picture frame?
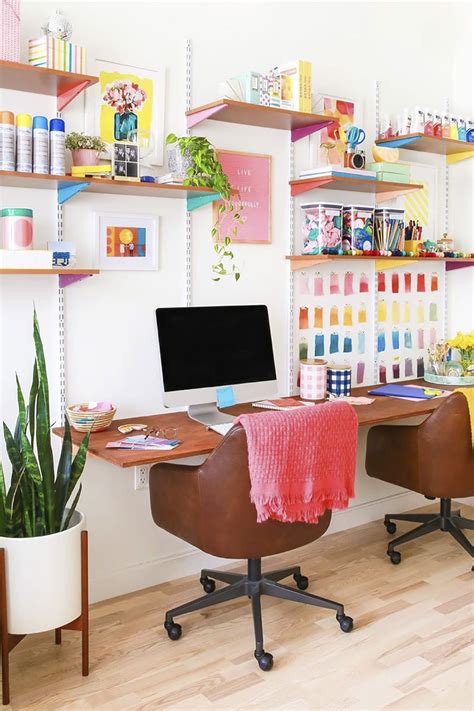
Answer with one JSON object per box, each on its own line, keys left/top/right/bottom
{"left": 310, "top": 94, "right": 359, "bottom": 168}
{"left": 213, "top": 150, "right": 272, "bottom": 244}
{"left": 95, "top": 212, "right": 159, "bottom": 271}
{"left": 86, "top": 58, "right": 166, "bottom": 166}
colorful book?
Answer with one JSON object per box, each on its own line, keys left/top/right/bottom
{"left": 106, "top": 435, "right": 181, "bottom": 450}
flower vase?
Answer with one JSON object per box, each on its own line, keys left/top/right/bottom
{"left": 460, "top": 351, "right": 474, "bottom": 376}
{"left": 114, "top": 111, "right": 138, "bottom": 141}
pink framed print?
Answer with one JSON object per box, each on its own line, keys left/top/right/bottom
{"left": 213, "top": 150, "right": 272, "bottom": 244}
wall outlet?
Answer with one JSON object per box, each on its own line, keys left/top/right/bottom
{"left": 134, "top": 465, "right": 149, "bottom": 490}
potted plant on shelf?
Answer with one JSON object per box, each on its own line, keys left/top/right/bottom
{"left": 65, "top": 132, "right": 107, "bottom": 167}
{"left": 0, "top": 309, "right": 89, "bottom": 638}
{"left": 166, "top": 133, "right": 243, "bottom": 281}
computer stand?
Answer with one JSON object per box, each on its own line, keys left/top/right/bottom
{"left": 188, "top": 403, "right": 235, "bottom": 426}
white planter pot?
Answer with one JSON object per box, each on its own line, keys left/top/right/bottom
{"left": 0, "top": 510, "right": 85, "bottom": 635}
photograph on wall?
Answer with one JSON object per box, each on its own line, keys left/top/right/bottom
{"left": 95, "top": 212, "right": 158, "bottom": 271}
{"left": 88, "top": 58, "right": 165, "bottom": 166}
{"left": 212, "top": 150, "right": 272, "bottom": 244}
{"left": 311, "top": 95, "right": 358, "bottom": 167}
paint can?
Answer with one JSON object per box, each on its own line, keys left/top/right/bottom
{"left": 327, "top": 364, "right": 352, "bottom": 398}
{"left": 299, "top": 359, "right": 327, "bottom": 400}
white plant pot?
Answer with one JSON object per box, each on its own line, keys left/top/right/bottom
{"left": 0, "top": 510, "right": 85, "bottom": 635}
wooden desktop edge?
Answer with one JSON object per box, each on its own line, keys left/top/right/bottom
{"left": 53, "top": 380, "right": 457, "bottom": 469}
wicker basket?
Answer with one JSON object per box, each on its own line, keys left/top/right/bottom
{"left": 66, "top": 404, "right": 116, "bottom": 433}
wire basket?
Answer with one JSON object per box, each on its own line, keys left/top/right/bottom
{"left": 66, "top": 404, "right": 116, "bottom": 433}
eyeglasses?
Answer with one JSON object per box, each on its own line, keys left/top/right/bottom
{"left": 144, "top": 426, "right": 178, "bottom": 441}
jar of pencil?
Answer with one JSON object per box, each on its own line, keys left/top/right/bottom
{"left": 374, "top": 208, "right": 405, "bottom": 252}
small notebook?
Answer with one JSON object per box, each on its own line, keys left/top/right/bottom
{"left": 252, "top": 398, "right": 315, "bottom": 411}
{"left": 368, "top": 385, "right": 435, "bottom": 400}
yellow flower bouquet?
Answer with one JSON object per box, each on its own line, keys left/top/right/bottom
{"left": 448, "top": 330, "right": 474, "bottom": 375}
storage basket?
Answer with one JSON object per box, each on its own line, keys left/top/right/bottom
{"left": 66, "top": 404, "right": 116, "bottom": 433}
{"left": 0, "top": 0, "right": 20, "bottom": 62}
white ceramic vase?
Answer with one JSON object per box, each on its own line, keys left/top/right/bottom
{"left": 0, "top": 510, "right": 85, "bottom": 635}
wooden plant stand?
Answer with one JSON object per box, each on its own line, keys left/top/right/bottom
{"left": 0, "top": 530, "right": 89, "bottom": 705}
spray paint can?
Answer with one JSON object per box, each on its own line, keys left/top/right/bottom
{"left": 457, "top": 117, "right": 467, "bottom": 141}
{"left": 424, "top": 109, "right": 434, "bottom": 136}
{"left": 15, "top": 114, "right": 33, "bottom": 173}
{"left": 49, "top": 118, "right": 65, "bottom": 175}
{"left": 33, "top": 116, "right": 49, "bottom": 174}
{"left": 0, "top": 111, "right": 15, "bottom": 171}
{"left": 433, "top": 110, "right": 442, "bottom": 137}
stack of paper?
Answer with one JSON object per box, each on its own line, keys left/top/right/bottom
{"left": 106, "top": 435, "right": 181, "bottom": 451}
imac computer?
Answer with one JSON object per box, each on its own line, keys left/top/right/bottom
{"left": 155, "top": 305, "right": 278, "bottom": 425}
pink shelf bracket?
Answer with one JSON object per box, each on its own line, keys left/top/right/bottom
{"left": 375, "top": 187, "right": 419, "bottom": 204}
{"left": 291, "top": 120, "right": 336, "bottom": 143}
{"left": 57, "top": 80, "right": 90, "bottom": 112}
{"left": 290, "top": 177, "right": 334, "bottom": 197}
{"left": 446, "top": 262, "right": 474, "bottom": 272}
{"left": 59, "top": 273, "right": 93, "bottom": 288}
{"left": 186, "top": 103, "right": 227, "bottom": 129}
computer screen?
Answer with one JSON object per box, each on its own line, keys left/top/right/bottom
{"left": 155, "top": 305, "right": 277, "bottom": 393}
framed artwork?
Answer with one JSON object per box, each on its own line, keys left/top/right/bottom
{"left": 87, "top": 58, "right": 165, "bottom": 166}
{"left": 95, "top": 212, "right": 158, "bottom": 271}
{"left": 311, "top": 95, "right": 358, "bottom": 167}
{"left": 213, "top": 150, "right": 272, "bottom": 244}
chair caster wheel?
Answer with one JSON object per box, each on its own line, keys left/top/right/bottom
{"left": 164, "top": 620, "right": 182, "bottom": 641}
{"left": 293, "top": 573, "right": 309, "bottom": 590}
{"left": 199, "top": 576, "right": 216, "bottom": 594}
{"left": 385, "top": 521, "right": 397, "bottom": 535}
{"left": 388, "top": 549, "right": 401, "bottom": 565}
{"left": 255, "top": 651, "right": 273, "bottom": 671}
{"left": 337, "top": 614, "right": 353, "bottom": 633}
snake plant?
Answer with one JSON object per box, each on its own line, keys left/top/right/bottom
{"left": 0, "top": 309, "right": 89, "bottom": 537}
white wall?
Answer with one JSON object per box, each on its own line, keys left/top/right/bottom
{"left": 0, "top": 1, "right": 472, "bottom": 602}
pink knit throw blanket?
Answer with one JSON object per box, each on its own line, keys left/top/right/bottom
{"left": 235, "top": 401, "right": 358, "bottom": 524}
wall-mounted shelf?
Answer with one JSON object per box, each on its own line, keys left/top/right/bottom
{"left": 186, "top": 99, "right": 337, "bottom": 141}
{"left": 289, "top": 175, "right": 423, "bottom": 203}
{"left": 375, "top": 133, "right": 474, "bottom": 165}
{"left": 286, "top": 255, "right": 474, "bottom": 271}
{"left": 0, "top": 60, "right": 98, "bottom": 111}
{"left": 0, "top": 267, "right": 99, "bottom": 287}
{"left": 0, "top": 171, "right": 219, "bottom": 210}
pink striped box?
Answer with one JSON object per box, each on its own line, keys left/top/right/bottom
{"left": 0, "top": 0, "right": 20, "bottom": 62}
{"left": 300, "top": 359, "right": 327, "bottom": 401}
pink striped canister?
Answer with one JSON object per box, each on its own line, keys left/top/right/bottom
{"left": 299, "top": 359, "right": 327, "bottom": 401}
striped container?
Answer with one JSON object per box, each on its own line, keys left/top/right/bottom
{"left": 327, "top": 365, "right": 352, "bottom": 398}
{"left": 66, "top": 404, "right": 116, "bottom": 433}
{"left": 300, "top": 359, "right": 327, "bottom": 401}
{"left": 0, "top": 0, "right": 20, "bottom": 62}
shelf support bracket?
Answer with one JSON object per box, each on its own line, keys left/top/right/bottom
{"left": 57, "top": 81, "right": 90, "bottom": 112}
{"left": 186, "top": 104, "right": 227, "bottom": 129}
{"left": 376, "top": 136, "right": 422, "bottom": 149}
{"left": 288, "top": 256, "right": 335, "bottom": 271}
{"left": 446, "top": 262, "right": 474, "bottom": 272}
{"left": 290, "top": 177, "right": 334, "bottom": 197}
{"left": 58, "top": 273, "right": 94, "bottom": 288}
{"left": 58, "top": 181, "right": 89, "bottom": 205}
{"left": 291, "top": 120, "right": 336, "bottom": 143}
{"left": 186, "top": 192, "right": 220, "bottom": 212}
{"left": 375, "top": 186, "right": 419, "bottom": 204}
{"left": 447, "top": 150, "right": 474, "bottom": 165}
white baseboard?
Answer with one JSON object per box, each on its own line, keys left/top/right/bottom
{"left": 89, "top": 491, "right": 470, "bottom": 604}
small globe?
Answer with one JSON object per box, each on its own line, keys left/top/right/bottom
{"left": 41, "top": 10, "right": 73, "bottom": 41}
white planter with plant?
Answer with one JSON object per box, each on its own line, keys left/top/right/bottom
{"left": 65, "top": 132, "right": 106, "bottom": 167}
{"left": 0, "top": 310, "right": 89, "bottom": 635}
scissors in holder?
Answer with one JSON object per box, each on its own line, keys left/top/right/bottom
{"left": 345, "top": 126, "right": 366, "bottom": 150}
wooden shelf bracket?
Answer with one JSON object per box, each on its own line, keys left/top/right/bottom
{"left": 57, "top": 80, "right": 91, "bottom": 112}
{"left": 187, "top": 192, "right": 220, "bottom": 211}
{"left": 186, "top": 103, "right": 227, "bottom": 129}
{"left": 58, "top": 181, "right": 89, "bottom": 204}
{"left": 291, "top": 120, "right": 336, "bottom": 143}
{"left": 375, "top": 186, "right": 421, "bottom": 204}
{"left": 376, "top": 136, "right": 423, "bottom": 149}
{"left": 446, "top": 150, "right": 474, "bottom": 165}
{"left": 445, "top": 261, "right": 474, "bottom": 272}
{"left": 290, "top": 177, "right": 335, "bottom": 196}
{"left": 58, "top": 273, "right": 95, "bottom": 288}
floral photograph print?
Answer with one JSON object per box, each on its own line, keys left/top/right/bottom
{"left": 95, "top": 212, "right": 158, "bottom": 271}
{"left": 93, "top": 59, "right": 165, "bottom": 165}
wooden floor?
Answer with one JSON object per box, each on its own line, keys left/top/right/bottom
{"left": 7, "top": 505, "right": 474, "bottom": 710}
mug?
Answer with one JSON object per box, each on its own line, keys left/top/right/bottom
{"left": 299, "top": 359, "right": 327, "bottom": 400}
{"left": 327, "top": 365, "right": 352, "bottom": 397}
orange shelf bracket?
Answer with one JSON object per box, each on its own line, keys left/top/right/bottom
{"left": 375, "top": 187, "right": 420, "bottom": 204}
{"left": 290, "top": 177, "right": 334, "bottom": 197}
{"left": 57, "top": 80, "right": 90, "bottom": 112}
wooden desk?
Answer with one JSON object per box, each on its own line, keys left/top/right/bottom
{"left": 53, "top": 379, "right": 456, "bottom": 469}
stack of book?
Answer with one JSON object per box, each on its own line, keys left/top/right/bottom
{"left": 299, "top": 166, "right": 376, "bottom": 181}
{"left": 158, "top": 174, "right": 184, "bottom": 185}
{"left": 28, "top": 36, "right": 86, "bottom": 73}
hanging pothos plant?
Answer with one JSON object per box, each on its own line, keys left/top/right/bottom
{"left": 166, "top": 134, "right": 244, "bottom": 281}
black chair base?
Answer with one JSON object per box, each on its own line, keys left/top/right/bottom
{"left": 384, "top": 498, "right": 474, "bottom": 569}
{"left": 163, "top": 559, "right": 353, "bottom": 670}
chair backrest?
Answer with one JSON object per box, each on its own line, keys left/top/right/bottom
{"left": 192, "top": 424, "right": 331, "bottom": 559}
{"left": 418, "top": 392, "right": 474, "bottom": 497}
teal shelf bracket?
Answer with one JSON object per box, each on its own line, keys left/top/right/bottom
{"left": 187, "top": 193, "right": 220, "bottom": 212}
{"left": 58, "top": 181, "right": 89, "bottom": 204}
{"left": 376, "top": 136, "right": 422, "bottom": 149}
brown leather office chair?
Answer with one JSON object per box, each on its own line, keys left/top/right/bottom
{"left": 149, "top": 423, "right": 353, "bottom": 671}
{"left": 366, "top": 392, "right": 474, "bottom": 567}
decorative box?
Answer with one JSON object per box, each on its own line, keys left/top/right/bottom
{"left": 342, "top": 205, "right": 374, "bottom": 252}
{"left": 301, "top": 202, "right": 343, "bottom": 255}
{"left": 0, "top": 0, "right": 20, "bottom": 62}
{"left": 28, "top": 36, "right": 86, "bottom": 73}
{"left": 0, "top": 249, "right": 52, "bottom": 269}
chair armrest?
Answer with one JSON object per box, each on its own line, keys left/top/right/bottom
{"left": 366, "top": 424, "right": 421, "bottom": 492}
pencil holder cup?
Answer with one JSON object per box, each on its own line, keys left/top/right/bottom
{"left": 327, "top": 365, "right": 352, "bottom": 397}
{"left": 299, "top": 359, "right": 327, "bottom": 400}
